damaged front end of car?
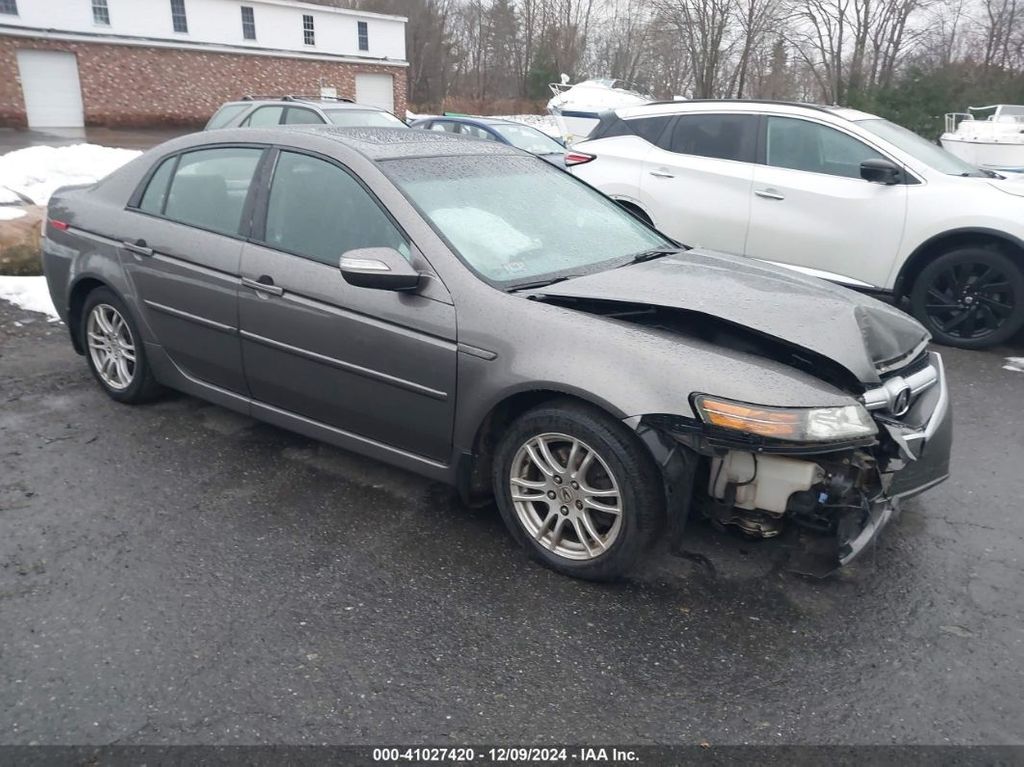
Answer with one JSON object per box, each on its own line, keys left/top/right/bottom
{"left": 631, "top": 351, "right": 952, "bottom": 574}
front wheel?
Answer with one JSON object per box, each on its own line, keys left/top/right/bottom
{"left": 492, "top": 401, "right": 664, "bottom": 581}
{"left": 909, "top": 247, "right": 1024, "bottom": 348}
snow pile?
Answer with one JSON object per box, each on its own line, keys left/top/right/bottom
{"left": 0, "top": 207, "right": 26, "bottom": 221}
{"left": 0, "top": 275, "right": 58, "bottom": 319}
{"left": 0, "top": 144, "right": 141, "bottom": 206}
{"left": 1004, "top": 357, "right": 1024, "bottom": 373}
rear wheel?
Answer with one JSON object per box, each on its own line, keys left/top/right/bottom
{"left": 81, "top": 287, "right": 162, "bottom": 403}
{"left": 910, "top": 247, "right": 1024, "bottom": 348}
{"left": 492, "top": 401, "right": 664, "bottom": 581}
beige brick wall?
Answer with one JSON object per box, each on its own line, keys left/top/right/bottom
{"left": 0, "top": 35, "right": 408, "bottom": 128}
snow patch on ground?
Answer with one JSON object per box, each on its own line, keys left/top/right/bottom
{"left": 1003, "top": 357, "right": 1024, "bottom": 372}
{"left": 0, "top": 275, "right": 59, "bottom": 319}
{"left": 0, "top": 207, "right": 27, "bottom": 220}
{"left": 0, "top": 144, "right": 141, "bottom": 206}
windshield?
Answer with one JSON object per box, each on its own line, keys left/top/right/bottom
{"left": 490, "top": 123, "right": 565, "bottom": 155}
{"left": 387, "top": 155, "right": 671, "bottom": 287}
{"left": 324, "top": 109, "right": 406, "bottom": 128}
{"left": 857, "top": 118, "right": 984, "bottom": 176}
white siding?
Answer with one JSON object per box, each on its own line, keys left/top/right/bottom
{"left": 2, "top": 0, "right": 407, "bottom": 61}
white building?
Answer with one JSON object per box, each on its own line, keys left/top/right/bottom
{"left": 0, "top": 0, "right": 409, "bottom": 128}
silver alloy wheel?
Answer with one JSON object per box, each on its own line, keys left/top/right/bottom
{"left": 86, "top": 303, "right": 136, "bottom": 391}
{"left": 509, "top": 432, "right": 623, "bottom": 561}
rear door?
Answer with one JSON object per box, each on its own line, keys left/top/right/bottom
{"left": 637, "top": 112, "right": 758, "bottom": 253}
{"left": 745, "top": 115, "right": 908, "bottom": 288}
{"left": 238, "top": 149, "right": 458, "bottom": 462}
{"left": 121, "top": 145, "right": 266, "bottom": 393}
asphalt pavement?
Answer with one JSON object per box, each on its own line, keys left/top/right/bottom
{"left": 0, "top": 298, "right": 1022, "bottom": 745}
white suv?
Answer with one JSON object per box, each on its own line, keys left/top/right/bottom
{"left": 569, "top": 100, "right": 1024, "bottom": 348}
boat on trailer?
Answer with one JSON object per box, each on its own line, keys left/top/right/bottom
{"left": 940, "top": 104, "right": 1024, "bottom": 173}
{"left": 547, "top": 77, "right": 654, "bottom": 144}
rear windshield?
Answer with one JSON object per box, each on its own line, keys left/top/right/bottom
{"left": 386, "top": 155, "right": 670, "bottom": 287}
{"left": 324, "top": 109, "right": 406, "bottom": 128}
{"left": 205, "top": 103, "right": 249, "bottom": 130}
{"left": 490, "top": 123, "right": 565, "bottom": 154}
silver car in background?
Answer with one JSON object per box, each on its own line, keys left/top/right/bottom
{"left": 206, "top": 96, "right": 408, "bottom": 130}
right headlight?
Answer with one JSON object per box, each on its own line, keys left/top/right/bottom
{"left": 693, "top": 395, "right": 877, "bottom": 443}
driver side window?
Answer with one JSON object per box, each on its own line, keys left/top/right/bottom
{"left": 261, "top": 151, "right": 409, "bottom": 265}
{"left": 766, "top": 116, "right": 886, "bottom": 179}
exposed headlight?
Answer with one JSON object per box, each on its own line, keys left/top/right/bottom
{"left": 693, "top": 395, "right": 877, "bottom": 442}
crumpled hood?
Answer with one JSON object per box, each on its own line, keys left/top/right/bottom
{"left": 535, "top": 249, "right": 929, "bottom": 384}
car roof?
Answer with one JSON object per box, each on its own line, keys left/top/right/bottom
{"left": 420, "top": 115, "right": 523, "bottom": 128}
{"left": 170, "top": 126, "right": 525, "bottom": 162}
{"left": 615, "top": 99, "right": 879, "bottom": 123}
{"left": 226, "top": 99, "right": 385, "bottom": 112}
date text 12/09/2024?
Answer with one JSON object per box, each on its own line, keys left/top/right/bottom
{"left": 372, "top": 747, "right": 641, "bottom": 762}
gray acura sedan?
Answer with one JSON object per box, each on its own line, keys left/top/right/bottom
{"left": 41, "top": 127, "right": 952, "bottom": 580}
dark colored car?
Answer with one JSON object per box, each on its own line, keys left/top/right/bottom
{"left": 409, "top": 115, "right": 569, "bottom": 167}
{"left": 41, "top": 127, "right": 951, "bottom": 580}
{"left": 206, "top": 97, "right": 408, "bottom": 130}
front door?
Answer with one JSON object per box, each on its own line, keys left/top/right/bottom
{"left": 744, "top": 116, "right": 909, "bottom": 288}
{"left": 121, "top": 145, "right": 265, "bottom": 393}
{"left": 238, "top": 149, "right": 457, "bottom": 462}
{"left": 637, "top": 112, "right": 758, "bottom": 253}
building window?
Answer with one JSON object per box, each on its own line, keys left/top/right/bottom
{"left": 303, "top": 14, "right": 315, "bottom": 46}
{"left": 241, "top": 6, "right": 256, "bottom": 40}
{"left": 170, "top": 0, "right": 188, "bottom": 33}
{"left": 92, "top": 0, "right": 110, "bottom": 25}
{"left": 357, "top": 20, "right": 369, "bottom": 51}
{"left": 0, "top": 0, "right": 18, "bottom": 15}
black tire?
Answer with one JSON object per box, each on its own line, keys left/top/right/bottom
{"left": 80, "top": 286, "right": 162, "bottom": 404}
{"left": 909, "top": 246, "right": 1024, "bottom": 349}
{"left": 492, "top": 400, "right": 664, "bottom": 581}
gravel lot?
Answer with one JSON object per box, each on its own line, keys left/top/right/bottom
{"left": 0, "top": 297, "right": 1022, "bottom": 745}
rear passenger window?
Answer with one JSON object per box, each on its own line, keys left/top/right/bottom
{"left": 263, "top": 151, "right": 408, "bottom": 265}
{"left": 245, "top": 106, "right": 284, "bottom": 127}
{"left": 662, "top": 114, "right": 756, "bottom": 162}
{"left": 629, "top": 116, "right": 673, "bottom": 145}
{"left": 459, "top": 124, "right": 497, "bottom": 141}
{"left": 162, "top": 147, "right": 263, "bottom": 236}
{"left": 284, "top": 107, "right": 325, "bottom": 125}
{"left": 138, "top": 156, "right": 176, "bottom": 214}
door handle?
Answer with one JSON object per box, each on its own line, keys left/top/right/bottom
{"left": 755, "top": 188, "right": 786, "bottom": 201}
{"left": 121, "top": 239, "right": 153, "bottom": 257}
{"left": 242, "top": 276, "right": 284, "bottom": 297}
{"left": 649, "top": 169, "right": 675, "bottom": 179}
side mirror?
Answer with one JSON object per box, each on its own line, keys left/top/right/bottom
{"left": 339, "top": 247, "right": 420, "bottom": 292}
{"left": 860, "top": 158, "right": 903, "bottom": 185}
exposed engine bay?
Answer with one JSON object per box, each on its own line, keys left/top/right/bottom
{"left": 702, "top": 448, "right": 886, "bottom": 565}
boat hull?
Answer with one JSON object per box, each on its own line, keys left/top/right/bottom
{"left": 940, "top": 135, "right": 1024, "bottom": 173}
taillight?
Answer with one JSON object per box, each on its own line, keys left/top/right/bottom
{"left": 564, "top": 151, "right": 596, "bottom": 167}
{"left": 49, "top": 219, "right": 69, "bottom": 231}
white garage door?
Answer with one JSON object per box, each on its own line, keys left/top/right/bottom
{"left": 16, "top": 50, "right": 85, "bottom": 128}
{"left": 355, "top": 73, "right": 395, "bottom": 113}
